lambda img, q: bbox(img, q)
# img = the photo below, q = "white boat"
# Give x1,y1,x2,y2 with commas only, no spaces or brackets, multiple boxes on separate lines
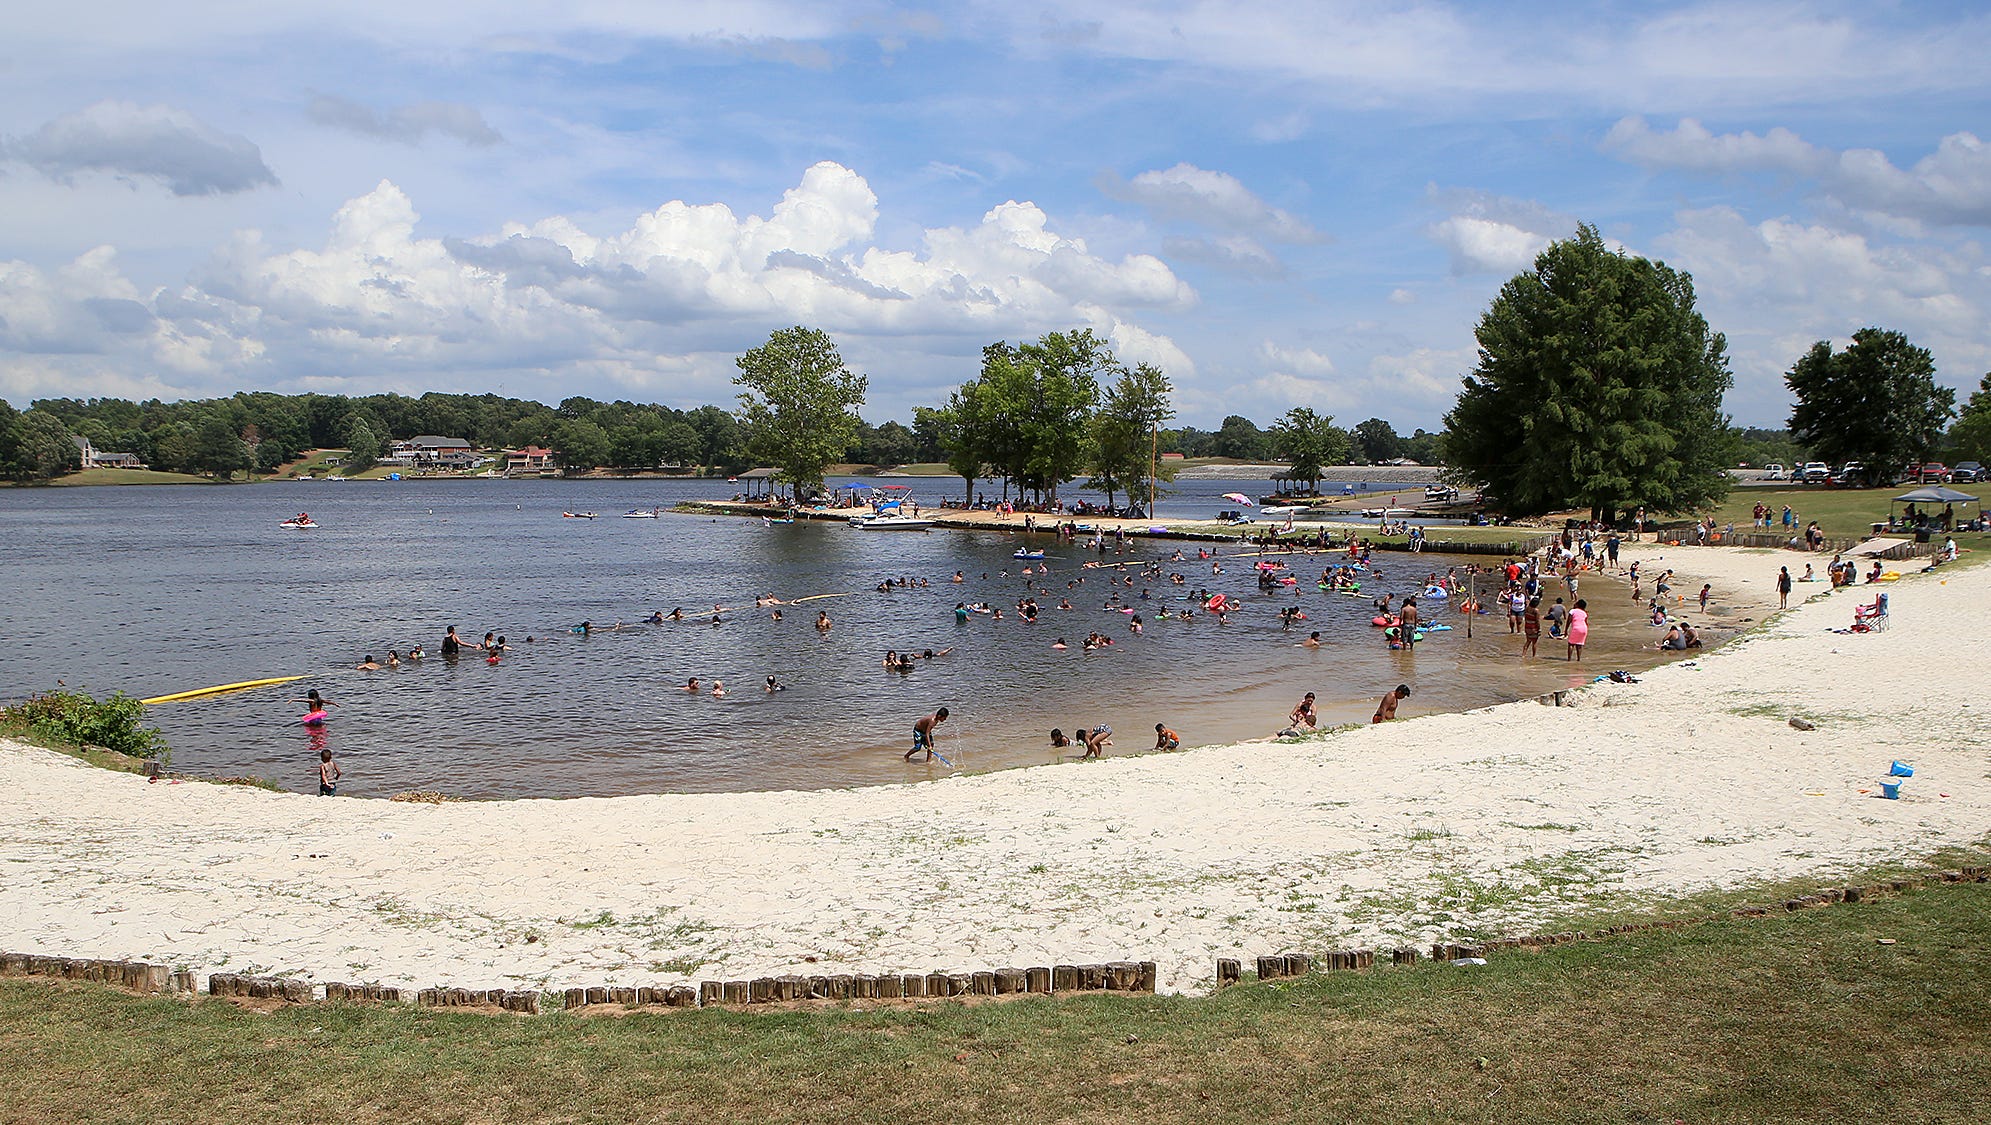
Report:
562,511,598,520
621,508,659,519
1260,505,1304,516
279,519,318,529
849,513,934,530
1360,507,1415,519
763,515,796,526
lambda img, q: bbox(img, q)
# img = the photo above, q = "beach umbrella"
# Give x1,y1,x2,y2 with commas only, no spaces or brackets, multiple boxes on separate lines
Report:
1222,492,1254,505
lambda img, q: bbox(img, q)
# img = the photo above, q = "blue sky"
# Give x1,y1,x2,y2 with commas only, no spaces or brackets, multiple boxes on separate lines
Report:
4,2,1989,431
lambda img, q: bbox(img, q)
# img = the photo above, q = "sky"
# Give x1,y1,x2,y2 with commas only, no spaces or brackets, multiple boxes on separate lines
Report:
3,2,1989,432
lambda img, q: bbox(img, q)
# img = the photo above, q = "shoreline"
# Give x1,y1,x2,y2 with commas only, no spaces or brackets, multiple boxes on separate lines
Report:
3,546,1982,996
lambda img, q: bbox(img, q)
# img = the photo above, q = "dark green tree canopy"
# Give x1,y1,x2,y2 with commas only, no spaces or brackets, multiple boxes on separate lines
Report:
1086,362,1177,510
1945,371,1991,466
733,326,868,498
1786,328,1955,485
1443,224,1733,520
1270,407,1351,492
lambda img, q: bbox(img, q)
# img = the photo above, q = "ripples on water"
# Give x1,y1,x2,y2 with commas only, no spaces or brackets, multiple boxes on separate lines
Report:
3,479,1622,798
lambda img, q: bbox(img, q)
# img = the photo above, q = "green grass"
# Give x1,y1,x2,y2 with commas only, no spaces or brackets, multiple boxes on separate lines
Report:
1710,483,1990,542
34,467,218,487
2,882,1986,1124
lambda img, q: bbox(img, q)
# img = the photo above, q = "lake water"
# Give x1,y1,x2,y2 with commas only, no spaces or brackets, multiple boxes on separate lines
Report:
2,478,1638,798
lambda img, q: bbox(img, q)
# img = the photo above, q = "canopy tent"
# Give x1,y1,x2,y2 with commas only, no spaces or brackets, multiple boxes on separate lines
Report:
1892,486,1978,505
1887,485,1981,535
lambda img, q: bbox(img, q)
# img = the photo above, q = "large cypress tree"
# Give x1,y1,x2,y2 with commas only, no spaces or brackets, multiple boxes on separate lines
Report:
1443,225,1733,521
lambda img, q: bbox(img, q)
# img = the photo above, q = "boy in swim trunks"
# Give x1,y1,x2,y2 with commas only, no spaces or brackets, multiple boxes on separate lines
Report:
906,707,949,761
318,748,341,796
1154,723,1180,750
1373,684,1410,723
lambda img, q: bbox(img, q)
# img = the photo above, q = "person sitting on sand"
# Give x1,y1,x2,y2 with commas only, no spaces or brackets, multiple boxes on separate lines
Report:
1373,684,1410,723
1289,692,1318,730
1154,723,1180,750
1660,623,1687,650
356,654,381,670
1681,622,1702,648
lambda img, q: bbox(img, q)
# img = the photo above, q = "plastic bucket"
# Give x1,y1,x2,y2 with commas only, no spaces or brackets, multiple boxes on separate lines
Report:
1879,780,1902,800
1890,761,1914,777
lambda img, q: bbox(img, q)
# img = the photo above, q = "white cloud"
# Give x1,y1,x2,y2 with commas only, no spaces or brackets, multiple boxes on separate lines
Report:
1259,341,1335,377
0,162,1198,409
1654,205,1990,418
1104,163,1320,243
1388,287,1416,304
307,95,503,147
1424,189,1582,275
3,101,277,196
1161,235,1282,277
1604,117,1991,226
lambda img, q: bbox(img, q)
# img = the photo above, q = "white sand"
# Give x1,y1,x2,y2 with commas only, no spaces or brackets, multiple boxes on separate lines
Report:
4,546,1983,995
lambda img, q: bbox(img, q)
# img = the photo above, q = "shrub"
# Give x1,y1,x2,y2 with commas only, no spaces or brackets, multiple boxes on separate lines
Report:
3,688,169,761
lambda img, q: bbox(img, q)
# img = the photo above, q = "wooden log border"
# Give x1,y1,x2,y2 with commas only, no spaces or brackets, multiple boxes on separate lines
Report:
4,866,1981,1015
1218,865,1987,986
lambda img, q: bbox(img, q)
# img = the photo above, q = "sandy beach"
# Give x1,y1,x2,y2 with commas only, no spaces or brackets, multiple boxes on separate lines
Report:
3,544,1983,996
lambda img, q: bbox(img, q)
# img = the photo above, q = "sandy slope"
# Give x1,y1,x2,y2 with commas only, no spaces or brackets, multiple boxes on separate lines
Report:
3,546,1983,995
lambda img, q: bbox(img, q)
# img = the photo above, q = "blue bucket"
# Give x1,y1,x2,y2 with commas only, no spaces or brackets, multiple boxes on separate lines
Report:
1889,761,1914,777
1879,780,1902,800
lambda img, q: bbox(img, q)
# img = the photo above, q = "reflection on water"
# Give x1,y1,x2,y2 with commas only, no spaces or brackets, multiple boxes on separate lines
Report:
3,479,1646,799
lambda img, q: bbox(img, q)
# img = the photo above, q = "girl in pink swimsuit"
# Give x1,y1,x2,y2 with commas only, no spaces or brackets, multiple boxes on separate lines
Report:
1566,598,1589,661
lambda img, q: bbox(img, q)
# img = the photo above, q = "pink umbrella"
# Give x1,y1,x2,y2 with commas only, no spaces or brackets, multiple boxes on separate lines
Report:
1222,492,1254,505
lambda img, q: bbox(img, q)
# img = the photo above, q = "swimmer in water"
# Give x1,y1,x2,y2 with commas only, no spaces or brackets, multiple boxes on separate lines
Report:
764,675,784,693
407,645,424,661
1300,631,1322,648
1052,638,1067,650
356,654,381,671
816,611,831,632
684,676,700,693
711,680,727,697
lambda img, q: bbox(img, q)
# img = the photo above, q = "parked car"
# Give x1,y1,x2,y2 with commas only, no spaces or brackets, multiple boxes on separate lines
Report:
1761,463,1789,481
1838,462,1865,486
1952,461,1984,483
1917,462,1952,484
1799,462,1831,483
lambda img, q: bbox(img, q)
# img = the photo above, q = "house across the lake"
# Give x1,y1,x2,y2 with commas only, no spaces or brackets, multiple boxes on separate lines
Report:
389,435,474,464
72,435,148,471
504,446,556,473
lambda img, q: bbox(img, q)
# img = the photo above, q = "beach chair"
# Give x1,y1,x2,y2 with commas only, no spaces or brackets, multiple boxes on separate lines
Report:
1853,592,1889,632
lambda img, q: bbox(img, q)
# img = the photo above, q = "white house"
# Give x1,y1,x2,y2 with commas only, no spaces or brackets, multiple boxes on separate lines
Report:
71,435,147,470
389,435,474,464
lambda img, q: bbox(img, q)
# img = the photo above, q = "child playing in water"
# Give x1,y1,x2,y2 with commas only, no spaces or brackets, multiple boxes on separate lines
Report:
317,748,341,796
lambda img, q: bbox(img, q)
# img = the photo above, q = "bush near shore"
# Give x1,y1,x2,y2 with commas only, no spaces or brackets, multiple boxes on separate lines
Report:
0,688,168,763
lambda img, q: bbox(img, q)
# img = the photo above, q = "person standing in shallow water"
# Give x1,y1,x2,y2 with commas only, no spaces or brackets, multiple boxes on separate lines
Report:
1566,598,1589,662
906,707,949,761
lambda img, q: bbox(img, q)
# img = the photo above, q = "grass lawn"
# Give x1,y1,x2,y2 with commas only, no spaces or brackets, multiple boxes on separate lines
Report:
3,879,1985,1124
38,468,216,487
1709,483,1990,542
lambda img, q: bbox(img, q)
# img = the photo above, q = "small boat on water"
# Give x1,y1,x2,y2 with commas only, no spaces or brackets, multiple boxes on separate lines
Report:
621,508,659,519
763,515,796,526
279,518,318,529
562,511,598,520
1013,548,1045,559
850,513,934,530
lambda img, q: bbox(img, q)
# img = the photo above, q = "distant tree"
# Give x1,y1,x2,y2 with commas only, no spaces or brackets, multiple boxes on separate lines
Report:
689,404,744,470
1401,428,1443,466
0,400,23,479
1269,407,1351,494
193,415,251,479
11,409,79,480
1213,415,1266,460
865,420,918,467
1172,425,1216,458
553,419,611,472
1086,363,1177,511
657,421,704,467
340,419,382,473
932,386,986,504
733,326,868,499
973,332,1111,503
909,407,947,462
1787,329,1955,485
1444,224,1733,521
1351,418,1402,464
1944,372,1991,465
